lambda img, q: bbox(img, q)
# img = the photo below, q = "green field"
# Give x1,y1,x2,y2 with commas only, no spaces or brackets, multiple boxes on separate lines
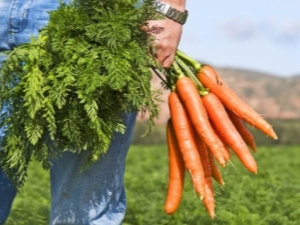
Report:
5,145,300,225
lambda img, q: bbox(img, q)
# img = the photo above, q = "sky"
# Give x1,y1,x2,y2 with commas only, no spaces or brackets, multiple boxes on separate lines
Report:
178,0,300,77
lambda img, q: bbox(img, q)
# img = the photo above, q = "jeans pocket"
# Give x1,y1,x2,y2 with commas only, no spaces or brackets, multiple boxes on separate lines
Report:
9,0,33,33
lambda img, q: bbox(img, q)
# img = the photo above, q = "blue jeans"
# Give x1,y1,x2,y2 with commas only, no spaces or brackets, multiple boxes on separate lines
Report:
0,1,137,224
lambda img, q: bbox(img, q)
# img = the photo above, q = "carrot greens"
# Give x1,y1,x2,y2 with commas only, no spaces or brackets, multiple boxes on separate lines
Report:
0,0,160,187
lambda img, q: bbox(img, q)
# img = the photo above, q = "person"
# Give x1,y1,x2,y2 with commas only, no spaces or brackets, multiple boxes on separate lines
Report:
0,0,187,224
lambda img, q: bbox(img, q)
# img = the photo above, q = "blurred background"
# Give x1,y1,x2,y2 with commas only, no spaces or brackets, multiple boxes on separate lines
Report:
181,0,300,77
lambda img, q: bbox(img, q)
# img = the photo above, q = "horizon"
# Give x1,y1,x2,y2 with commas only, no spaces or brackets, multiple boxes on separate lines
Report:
200,63,300,78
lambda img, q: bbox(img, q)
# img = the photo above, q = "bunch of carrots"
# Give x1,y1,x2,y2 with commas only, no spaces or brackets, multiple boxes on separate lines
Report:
159,50,278,218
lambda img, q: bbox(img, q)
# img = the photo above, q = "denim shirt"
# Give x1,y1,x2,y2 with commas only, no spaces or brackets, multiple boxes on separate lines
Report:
0,0,145,52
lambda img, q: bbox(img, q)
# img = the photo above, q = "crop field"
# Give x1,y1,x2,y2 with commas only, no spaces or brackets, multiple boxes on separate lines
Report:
5,145,300,225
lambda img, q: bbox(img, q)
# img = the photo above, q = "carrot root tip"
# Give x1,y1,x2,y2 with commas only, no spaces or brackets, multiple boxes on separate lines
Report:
220,162,226,168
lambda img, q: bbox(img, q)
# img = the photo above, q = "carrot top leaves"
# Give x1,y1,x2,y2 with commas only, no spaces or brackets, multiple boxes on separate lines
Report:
176,49,201,72
0,0,160,188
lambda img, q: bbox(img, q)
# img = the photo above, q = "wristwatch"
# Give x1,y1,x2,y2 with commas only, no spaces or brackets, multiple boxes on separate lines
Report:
154,1,188,25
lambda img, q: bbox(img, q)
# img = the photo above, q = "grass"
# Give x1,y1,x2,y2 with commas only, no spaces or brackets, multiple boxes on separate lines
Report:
5,145,300,225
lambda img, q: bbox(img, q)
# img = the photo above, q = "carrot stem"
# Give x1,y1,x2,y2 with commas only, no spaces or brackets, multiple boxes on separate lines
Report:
172,61,185,80
176,49,201,72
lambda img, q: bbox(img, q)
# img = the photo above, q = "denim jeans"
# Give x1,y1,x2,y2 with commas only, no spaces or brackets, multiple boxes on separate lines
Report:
0,1,137,224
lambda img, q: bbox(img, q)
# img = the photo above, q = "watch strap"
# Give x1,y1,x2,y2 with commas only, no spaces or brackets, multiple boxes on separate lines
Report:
154,1,188,25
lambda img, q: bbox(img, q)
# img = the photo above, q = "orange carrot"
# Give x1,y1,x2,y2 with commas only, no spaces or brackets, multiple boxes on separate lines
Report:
196,136,212,178
203,178,215,218
196,136,215,218
197,65,277,140
169,91,205,198
175,76,227,167
208,150,224,186
227,109,257,152
211,125,231,161
202,92,257,173
164,119,185,215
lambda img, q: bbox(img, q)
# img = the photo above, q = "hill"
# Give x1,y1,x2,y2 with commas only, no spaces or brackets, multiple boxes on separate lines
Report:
138,67,300,124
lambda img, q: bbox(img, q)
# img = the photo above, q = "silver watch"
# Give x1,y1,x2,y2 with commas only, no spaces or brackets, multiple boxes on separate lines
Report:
154,1,188,25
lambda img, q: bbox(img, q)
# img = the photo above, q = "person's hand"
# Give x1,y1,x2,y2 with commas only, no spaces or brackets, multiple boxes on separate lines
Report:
146,1,186,68
147,18,183,68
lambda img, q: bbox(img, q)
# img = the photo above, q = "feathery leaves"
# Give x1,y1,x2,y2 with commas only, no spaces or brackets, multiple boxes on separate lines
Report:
0,0,161,187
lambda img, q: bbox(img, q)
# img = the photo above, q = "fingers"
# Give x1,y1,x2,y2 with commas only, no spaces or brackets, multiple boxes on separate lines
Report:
161,55,175,69
155,36,181,68
154,44,176,68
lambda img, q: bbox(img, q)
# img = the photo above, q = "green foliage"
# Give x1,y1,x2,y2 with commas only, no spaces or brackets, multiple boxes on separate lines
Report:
0,0,161,187
4,161,50,225
124,145,300,225
131,121,167,145
6,145,300,225
132,119,300,146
